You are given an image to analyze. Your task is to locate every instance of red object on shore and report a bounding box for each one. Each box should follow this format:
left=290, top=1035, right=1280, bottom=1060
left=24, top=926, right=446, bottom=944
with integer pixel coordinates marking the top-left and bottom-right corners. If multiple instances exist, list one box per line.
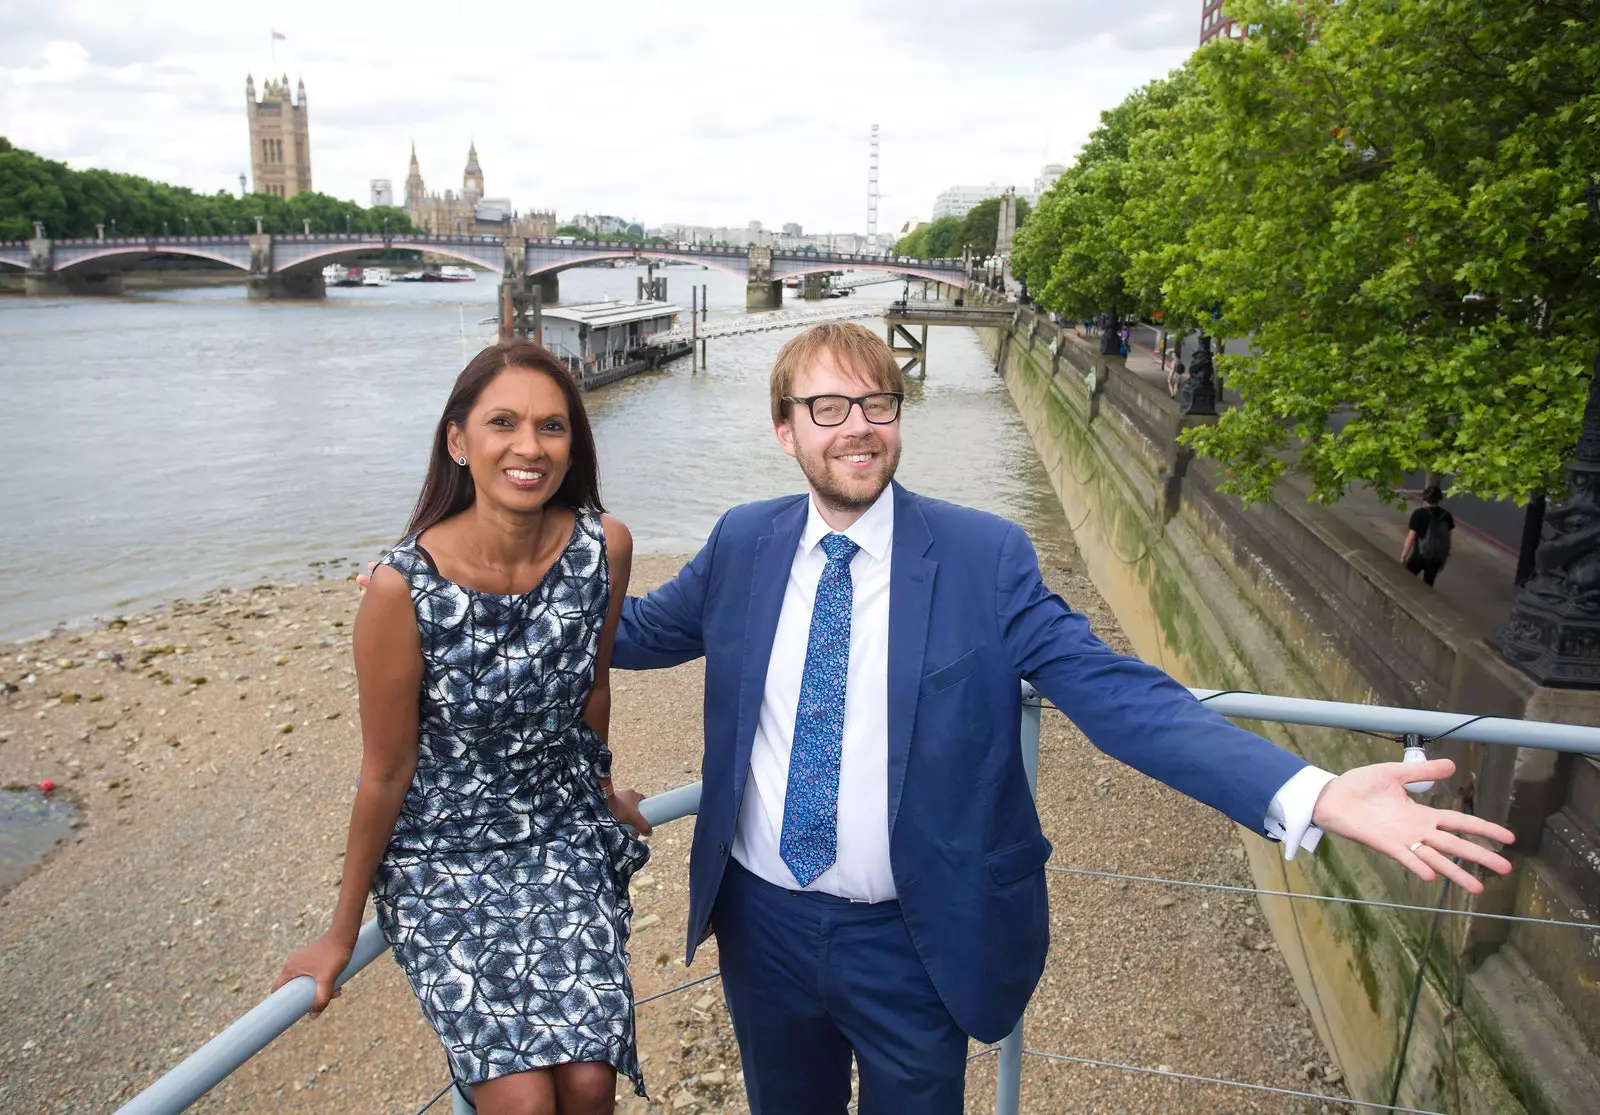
left=39, top=779, right=55, bottom=794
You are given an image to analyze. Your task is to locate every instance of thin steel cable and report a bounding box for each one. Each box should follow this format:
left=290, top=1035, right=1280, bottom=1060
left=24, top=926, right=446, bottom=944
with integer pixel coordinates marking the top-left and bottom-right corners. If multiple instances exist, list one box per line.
left=411, top=1081, right=454, bottom=1115
left=1019, top=1048, right=1448, bottom=1115
left=635, top=969, right=722, bottom=1007
left=1043, top=865, right=1597, bottom=932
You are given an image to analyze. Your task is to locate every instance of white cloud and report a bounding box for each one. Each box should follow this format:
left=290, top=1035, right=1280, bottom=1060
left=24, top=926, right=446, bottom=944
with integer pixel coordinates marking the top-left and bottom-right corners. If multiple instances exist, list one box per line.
left=0, top=0, right=1198, bottom=233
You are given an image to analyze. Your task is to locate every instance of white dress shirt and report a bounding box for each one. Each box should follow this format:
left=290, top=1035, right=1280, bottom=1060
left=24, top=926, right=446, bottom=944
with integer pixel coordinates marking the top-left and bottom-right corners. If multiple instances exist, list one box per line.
left=733, top=486, right=898, bottom=902
left=731, top=486, right=1334, bottom=902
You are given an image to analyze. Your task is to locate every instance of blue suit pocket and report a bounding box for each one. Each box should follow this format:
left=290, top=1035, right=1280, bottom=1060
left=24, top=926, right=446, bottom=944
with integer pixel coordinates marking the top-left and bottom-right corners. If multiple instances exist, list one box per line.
left=919, top=648, right=981, bottom=695
left=986, top=835, right=1053, bottom=885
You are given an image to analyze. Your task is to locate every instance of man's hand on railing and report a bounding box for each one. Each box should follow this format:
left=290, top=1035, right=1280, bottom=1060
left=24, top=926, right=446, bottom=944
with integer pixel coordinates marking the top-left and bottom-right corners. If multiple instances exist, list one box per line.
left=271, top=932, right=354, bottom=1019
left=1311, top=758, right=1515, bottom=893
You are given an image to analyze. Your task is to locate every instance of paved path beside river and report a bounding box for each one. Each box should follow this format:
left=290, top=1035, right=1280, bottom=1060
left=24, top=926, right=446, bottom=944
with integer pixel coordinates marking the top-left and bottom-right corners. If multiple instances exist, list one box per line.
left=1088, top=327, right=1519, bottom=646
left=1, top=553, right=1351, bottom=1113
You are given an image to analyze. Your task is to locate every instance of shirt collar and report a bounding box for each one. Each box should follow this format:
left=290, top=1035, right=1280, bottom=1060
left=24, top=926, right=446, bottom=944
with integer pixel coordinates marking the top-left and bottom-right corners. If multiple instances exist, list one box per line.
left=800, top=484, right=894, bottom=562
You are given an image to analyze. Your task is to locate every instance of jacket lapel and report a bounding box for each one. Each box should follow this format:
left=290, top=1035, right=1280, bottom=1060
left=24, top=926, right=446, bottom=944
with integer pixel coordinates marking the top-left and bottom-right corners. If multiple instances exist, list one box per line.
left=732, top=496, right=809, bottom=806
left=887, top=482, right=935, bottom=836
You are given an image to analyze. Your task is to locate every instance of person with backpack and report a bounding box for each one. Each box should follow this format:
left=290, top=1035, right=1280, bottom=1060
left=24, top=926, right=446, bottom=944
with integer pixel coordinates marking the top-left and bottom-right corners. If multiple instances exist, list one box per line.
left=1402, top=484, right=1455, bottom=586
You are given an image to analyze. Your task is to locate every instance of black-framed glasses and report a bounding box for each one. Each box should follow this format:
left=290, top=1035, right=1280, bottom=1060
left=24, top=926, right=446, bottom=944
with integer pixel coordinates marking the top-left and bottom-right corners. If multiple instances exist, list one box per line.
left=784, top=392, right=904, bottom=427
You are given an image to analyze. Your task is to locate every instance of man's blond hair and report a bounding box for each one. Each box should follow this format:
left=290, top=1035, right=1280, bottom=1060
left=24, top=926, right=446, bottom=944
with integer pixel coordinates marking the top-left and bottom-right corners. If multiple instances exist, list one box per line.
left=770, top=321, right=905, bottom=425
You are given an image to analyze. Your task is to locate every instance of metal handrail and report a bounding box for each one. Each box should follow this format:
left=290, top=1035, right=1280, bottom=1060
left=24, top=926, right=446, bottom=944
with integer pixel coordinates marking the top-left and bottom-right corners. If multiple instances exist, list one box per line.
left=114, top=683, right=1599, bottom=1114
left=115, top=782, right=703, bottom=1115
left=1187, top=688, right=1600, bottom=754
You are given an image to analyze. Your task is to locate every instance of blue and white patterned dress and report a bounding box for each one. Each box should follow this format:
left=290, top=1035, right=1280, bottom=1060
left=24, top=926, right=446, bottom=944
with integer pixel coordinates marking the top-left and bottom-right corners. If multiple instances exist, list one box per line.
left=372, top=510, right=649, bottom=1094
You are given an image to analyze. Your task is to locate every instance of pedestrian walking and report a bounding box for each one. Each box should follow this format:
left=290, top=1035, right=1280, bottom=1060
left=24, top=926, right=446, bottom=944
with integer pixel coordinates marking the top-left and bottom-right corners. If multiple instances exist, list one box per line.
left=1402, top=484, right=1455, bottom=586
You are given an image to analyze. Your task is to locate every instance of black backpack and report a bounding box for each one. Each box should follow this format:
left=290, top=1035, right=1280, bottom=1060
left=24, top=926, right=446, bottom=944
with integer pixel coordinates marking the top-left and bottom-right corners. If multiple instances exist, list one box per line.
left=1417, top=507, right=1452, bottom=563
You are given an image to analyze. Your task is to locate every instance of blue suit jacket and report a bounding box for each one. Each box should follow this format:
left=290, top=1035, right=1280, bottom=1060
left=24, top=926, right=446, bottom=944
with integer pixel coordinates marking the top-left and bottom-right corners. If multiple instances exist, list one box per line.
left=614, top=483, right=1307, bottom=1042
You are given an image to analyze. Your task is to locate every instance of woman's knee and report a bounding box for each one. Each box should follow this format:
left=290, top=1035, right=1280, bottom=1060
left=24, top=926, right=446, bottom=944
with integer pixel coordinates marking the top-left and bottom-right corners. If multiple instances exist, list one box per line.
left=553, top=1061, right=617, bottom=1113
left=470, top=1068, right=557, bottom=1115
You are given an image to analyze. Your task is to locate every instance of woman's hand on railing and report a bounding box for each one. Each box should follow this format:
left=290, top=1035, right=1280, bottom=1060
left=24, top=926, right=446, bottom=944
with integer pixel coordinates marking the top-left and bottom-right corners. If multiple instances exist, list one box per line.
left=607, top=787, right=653, bottom=836
left=271, top=933, right=355, bottom=1019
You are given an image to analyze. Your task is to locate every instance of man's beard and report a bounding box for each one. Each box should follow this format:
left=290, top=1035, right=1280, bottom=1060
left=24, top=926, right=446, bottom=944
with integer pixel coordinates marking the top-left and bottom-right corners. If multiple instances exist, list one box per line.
left=794, top=434, right=901, bottom=515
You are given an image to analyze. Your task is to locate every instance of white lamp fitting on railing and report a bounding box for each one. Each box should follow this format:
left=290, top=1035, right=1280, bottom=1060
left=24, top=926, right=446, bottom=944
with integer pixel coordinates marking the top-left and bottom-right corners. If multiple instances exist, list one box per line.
left=1401, top=733, right=1435, bottom=794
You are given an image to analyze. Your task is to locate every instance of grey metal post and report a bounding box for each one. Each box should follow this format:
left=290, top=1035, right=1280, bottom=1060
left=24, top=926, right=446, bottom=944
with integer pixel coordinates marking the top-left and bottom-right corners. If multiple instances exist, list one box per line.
left=996, top=682, right=1042, bottom=1115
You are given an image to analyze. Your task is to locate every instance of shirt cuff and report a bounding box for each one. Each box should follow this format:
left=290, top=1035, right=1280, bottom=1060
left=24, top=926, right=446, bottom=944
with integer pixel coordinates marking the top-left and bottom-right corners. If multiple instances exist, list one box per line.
left=1263, top=766, right=1338, bottom=861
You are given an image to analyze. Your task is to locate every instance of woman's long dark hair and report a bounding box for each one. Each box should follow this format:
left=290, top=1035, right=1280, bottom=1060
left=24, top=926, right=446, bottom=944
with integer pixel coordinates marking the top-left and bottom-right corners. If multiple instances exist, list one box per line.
left=404, top=340, right=603, bottom=539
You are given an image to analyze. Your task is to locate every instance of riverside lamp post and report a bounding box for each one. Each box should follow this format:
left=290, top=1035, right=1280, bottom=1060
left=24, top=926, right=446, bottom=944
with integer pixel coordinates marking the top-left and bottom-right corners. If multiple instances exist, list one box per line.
left=1495, top=176, right=1600, bottom=687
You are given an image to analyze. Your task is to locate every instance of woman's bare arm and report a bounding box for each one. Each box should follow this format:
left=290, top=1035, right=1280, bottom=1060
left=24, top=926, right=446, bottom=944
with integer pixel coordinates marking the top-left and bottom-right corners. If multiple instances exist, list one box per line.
left=272, top=563, right=422, bottom=1013
left=584, top=514, right=650, bottom=834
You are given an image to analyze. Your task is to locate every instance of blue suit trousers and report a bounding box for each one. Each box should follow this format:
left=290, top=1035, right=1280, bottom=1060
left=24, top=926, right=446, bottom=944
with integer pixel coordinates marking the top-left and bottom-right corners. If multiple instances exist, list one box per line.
left=713, top=859, right=968, bottom=1115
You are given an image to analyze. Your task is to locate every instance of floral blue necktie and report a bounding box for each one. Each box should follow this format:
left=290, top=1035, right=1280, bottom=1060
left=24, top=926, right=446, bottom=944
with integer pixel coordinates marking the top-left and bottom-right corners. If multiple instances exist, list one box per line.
left=779, top=532, right=860, bottom=887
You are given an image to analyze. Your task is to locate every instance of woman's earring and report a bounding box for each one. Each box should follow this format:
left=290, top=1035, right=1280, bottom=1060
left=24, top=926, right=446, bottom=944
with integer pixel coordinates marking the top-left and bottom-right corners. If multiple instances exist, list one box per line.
left=457, top=455, right=468, bottom=466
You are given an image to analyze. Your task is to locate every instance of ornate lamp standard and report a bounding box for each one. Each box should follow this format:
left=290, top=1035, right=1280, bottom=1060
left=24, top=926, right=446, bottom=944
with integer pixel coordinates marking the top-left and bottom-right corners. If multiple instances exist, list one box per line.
left=1495, top=177, right=1600, bottom=686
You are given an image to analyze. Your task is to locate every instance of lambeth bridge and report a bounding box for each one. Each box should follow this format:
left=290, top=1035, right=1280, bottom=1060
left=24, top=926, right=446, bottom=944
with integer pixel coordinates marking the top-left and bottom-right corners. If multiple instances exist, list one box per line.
left=0, top=228, right=971, bottom=309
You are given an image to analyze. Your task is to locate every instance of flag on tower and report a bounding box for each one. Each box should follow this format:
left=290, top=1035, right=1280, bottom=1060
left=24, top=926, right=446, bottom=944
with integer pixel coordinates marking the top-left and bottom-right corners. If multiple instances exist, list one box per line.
left=272, top=30, right=286, bottom=40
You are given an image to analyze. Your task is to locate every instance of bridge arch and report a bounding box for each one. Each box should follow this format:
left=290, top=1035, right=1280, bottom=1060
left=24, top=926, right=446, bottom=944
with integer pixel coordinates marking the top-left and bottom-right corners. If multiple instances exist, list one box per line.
left=0, top=258, right=24, bottom=271
left=523, top=248, right=750, bottom=281
left=773, top=259, right=969, bottom=289
left=269, top=241, right=501, bottom=274
left=55, top=246, right=250, bottom=273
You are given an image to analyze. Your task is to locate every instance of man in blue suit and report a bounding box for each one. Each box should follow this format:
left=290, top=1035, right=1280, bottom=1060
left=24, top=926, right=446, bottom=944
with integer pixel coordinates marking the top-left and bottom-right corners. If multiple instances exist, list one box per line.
left=612, top=323, right=1512, bottom=1114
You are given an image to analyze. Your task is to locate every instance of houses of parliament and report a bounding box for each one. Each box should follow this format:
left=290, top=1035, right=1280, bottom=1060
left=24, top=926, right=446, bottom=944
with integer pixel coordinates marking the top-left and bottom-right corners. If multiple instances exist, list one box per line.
left=246, top=74, right=554, bottom=238
left=403, top=142, right=556, bottom=239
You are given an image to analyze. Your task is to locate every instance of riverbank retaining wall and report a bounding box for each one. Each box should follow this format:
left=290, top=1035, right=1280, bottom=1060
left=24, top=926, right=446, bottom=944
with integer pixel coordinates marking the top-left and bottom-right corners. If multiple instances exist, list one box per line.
left=973, top=295, right=1600, bottom=1114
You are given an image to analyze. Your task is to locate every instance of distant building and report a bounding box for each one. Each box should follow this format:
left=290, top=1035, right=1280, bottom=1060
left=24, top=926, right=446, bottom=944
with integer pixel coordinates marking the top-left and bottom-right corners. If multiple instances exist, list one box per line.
left=782, top=222, right=803, bottom=237
left=370, top=178, right=394, bottom=208
left=1027, top=164, right=1066, bottom=204
left=898, top=217, right=930, bottom=243
left=1200, top=0, right=1241, bottom=42
left=571, top=214, right=632, bottom=237
left=404, top=142, right=555, bottom=238
left=932, top=184, right=1002, bottom=220
left=246, top=74, right=312, bottom=198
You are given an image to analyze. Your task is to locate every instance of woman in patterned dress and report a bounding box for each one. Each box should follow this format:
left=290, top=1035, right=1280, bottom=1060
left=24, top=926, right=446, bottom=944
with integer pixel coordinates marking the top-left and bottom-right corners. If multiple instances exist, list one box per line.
left=273, top=340, right=653, bottom=1114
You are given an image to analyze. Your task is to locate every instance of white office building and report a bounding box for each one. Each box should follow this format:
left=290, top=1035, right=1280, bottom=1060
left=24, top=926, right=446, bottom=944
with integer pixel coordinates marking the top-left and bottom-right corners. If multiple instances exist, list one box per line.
left=932, top=184, right=1003, bottom=220
left=1028, top=164, right=1067, bottom=204
left=370, top=178, right=394, bottom=207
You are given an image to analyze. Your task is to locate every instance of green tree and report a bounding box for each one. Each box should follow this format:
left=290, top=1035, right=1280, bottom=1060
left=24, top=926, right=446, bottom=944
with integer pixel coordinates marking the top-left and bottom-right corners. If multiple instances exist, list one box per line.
left=898, top=196, right=1030, bottom=258
left=1013, top=0, right=1599, bottom=507
left=1013, top=76, right=1184, bottom=328
left=0, top=139, right=415, bottom=241
left=1167, top=0, right=1600, bottom=505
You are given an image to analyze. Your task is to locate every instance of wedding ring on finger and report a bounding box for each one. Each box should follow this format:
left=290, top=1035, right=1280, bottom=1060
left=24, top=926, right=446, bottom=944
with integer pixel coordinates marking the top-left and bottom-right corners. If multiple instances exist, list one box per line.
left=1408, top=840, right=1425, bottom=853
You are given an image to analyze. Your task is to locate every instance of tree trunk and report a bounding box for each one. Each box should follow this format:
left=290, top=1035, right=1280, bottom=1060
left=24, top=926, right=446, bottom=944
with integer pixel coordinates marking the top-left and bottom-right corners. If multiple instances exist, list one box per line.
left=1100, top=304, right=1121, bottom=355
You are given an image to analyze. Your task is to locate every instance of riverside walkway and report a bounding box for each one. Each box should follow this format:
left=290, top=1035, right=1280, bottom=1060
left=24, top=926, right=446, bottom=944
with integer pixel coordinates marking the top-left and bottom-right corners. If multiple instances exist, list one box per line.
left=1104, top=328, right=1519, bottom=643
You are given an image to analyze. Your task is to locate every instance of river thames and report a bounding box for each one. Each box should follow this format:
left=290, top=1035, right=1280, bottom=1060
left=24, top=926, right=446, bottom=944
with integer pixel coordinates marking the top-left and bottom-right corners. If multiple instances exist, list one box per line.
left=0, top=264, right=1074, bottom=640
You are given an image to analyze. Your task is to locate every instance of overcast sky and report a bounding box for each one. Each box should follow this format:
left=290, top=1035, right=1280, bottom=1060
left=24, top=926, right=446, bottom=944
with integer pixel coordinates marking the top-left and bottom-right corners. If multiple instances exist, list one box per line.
left=0, top=0, right=1199, bottom=235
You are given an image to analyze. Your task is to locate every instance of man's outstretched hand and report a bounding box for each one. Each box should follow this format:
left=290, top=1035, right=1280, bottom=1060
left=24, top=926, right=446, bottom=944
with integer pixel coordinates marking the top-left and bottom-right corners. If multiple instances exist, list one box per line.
left=356, top=560, right=377, bottom=593
left=1312, top=759, right=1514, bottom=893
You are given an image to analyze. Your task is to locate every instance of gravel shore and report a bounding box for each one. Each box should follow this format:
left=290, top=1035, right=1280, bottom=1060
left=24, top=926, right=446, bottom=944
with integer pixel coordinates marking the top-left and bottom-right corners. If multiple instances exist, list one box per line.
left=0, top=550, right=1349, bottom=1113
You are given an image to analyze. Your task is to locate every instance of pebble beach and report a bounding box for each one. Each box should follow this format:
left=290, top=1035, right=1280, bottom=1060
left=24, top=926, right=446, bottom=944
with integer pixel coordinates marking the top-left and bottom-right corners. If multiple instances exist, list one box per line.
left=0, top=549, right=1352, bottom=1113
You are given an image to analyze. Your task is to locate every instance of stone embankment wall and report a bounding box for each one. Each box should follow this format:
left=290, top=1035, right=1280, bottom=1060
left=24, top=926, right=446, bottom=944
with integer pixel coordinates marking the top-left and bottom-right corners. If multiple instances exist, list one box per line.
left=972, top=291, right=1600, bottom=1115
